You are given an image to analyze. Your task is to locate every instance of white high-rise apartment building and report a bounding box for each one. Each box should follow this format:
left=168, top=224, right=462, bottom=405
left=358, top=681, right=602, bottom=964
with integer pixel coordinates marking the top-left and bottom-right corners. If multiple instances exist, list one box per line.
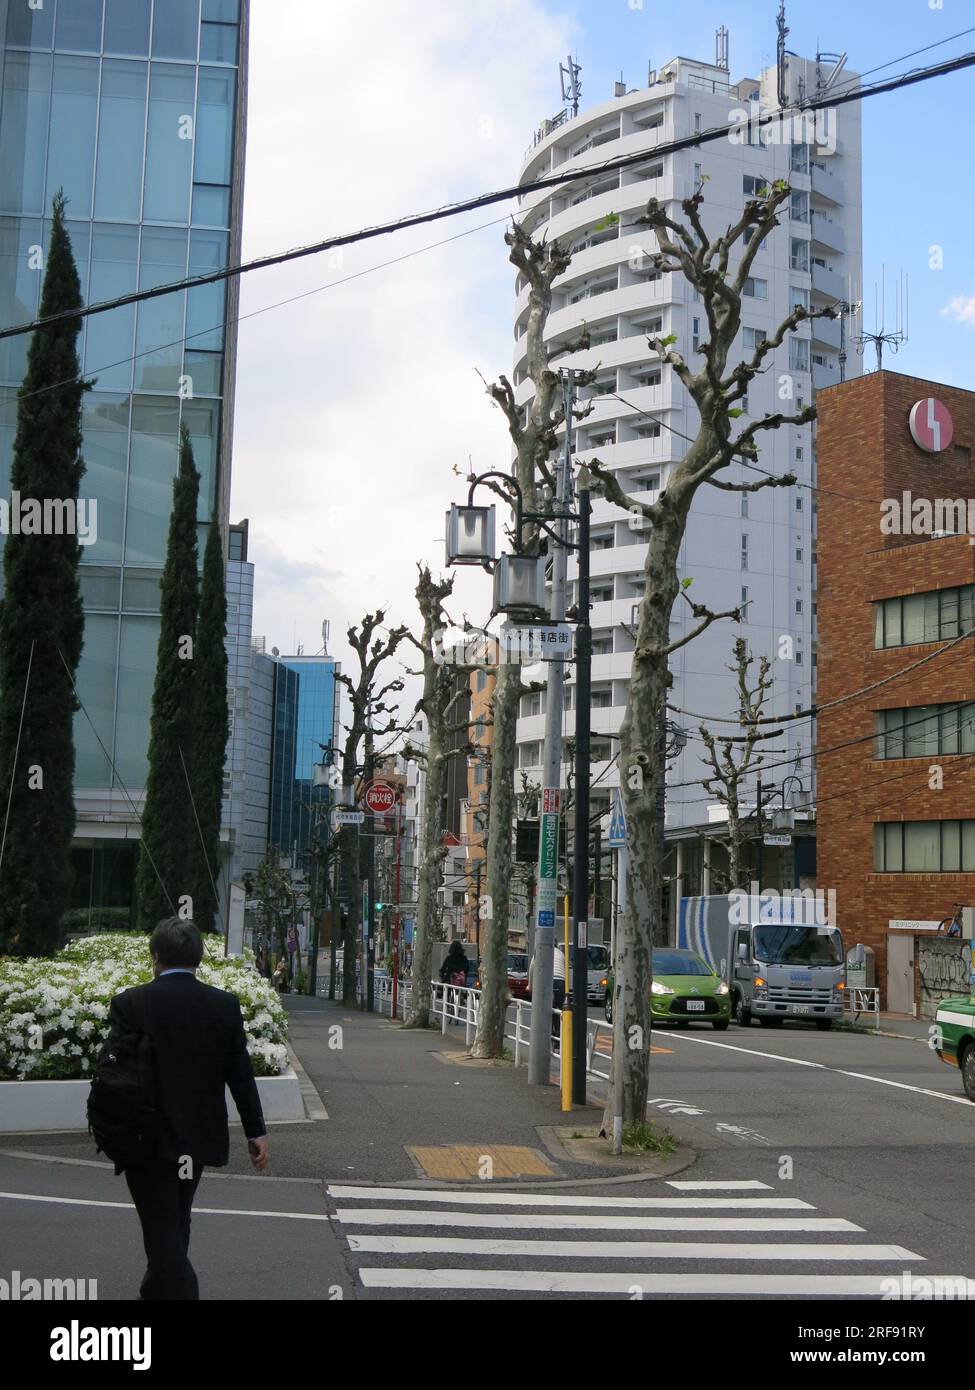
left=511, top=50, right=862, bottom=859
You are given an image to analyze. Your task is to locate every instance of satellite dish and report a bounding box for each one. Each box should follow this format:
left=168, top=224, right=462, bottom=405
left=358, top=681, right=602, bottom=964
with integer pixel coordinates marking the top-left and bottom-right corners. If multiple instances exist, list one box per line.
left=271, top=646, right=280, bottom=657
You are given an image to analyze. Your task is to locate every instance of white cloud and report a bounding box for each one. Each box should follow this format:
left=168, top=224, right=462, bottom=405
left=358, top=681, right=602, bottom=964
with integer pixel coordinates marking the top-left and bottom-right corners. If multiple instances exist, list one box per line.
left=940, top=295, right=975, bottom=327
left=231, top=0, right=573, bottom=695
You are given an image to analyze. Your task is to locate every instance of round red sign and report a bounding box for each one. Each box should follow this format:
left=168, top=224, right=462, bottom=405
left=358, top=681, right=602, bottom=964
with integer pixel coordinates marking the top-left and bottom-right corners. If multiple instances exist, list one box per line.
left=909, top=398, right=954, bottom=453
left=364, top=781, right=396, bottom=814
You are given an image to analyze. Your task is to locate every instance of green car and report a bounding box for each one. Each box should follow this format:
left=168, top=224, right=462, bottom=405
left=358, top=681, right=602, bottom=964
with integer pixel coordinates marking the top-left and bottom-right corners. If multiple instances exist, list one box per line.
left=603, top=948, right=731, bottom=1031
left=934, top=996, right=975, bottom=1101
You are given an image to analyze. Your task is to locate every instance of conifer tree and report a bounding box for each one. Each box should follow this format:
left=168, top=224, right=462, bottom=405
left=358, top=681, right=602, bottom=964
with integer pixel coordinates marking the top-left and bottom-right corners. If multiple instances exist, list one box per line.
left=190, top=513, right=229, bottom=932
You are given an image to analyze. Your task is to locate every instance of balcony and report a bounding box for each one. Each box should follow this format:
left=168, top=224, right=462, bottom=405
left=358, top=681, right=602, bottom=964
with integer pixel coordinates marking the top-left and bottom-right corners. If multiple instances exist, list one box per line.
left=813, top=361, right=841, bottom=393
left=811, top=162, right=844, bottom=206
left=811, top=213, right=845, bottom=255
left=811, top=313, right=841, bottom=351
left=811, top=262, right=846, bottom=302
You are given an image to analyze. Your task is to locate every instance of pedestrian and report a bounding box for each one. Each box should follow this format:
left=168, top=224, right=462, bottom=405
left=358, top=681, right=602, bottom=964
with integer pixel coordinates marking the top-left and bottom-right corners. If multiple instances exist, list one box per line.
left=95, top=917, right=267, bottom=1300
left=440, top=940, right=469, bottom=1025
left=272, top=956, right=289, bottom=993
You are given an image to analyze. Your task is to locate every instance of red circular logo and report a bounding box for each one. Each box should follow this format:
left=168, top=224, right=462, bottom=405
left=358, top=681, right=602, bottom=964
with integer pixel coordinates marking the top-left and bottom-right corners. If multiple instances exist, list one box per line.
left=364, top=781, right=396, bottom=814
left=909, top=398, right=954, bottom=453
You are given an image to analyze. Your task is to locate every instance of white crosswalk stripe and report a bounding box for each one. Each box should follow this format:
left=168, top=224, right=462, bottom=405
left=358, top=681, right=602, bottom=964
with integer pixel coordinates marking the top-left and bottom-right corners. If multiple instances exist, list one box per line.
left=326, top=1180, right=971, bottom=1299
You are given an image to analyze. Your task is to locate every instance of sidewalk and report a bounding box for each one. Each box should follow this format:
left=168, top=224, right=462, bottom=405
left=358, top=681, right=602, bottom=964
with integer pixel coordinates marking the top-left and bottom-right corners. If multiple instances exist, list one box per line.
left=281, top=995, right=649, bottom=1184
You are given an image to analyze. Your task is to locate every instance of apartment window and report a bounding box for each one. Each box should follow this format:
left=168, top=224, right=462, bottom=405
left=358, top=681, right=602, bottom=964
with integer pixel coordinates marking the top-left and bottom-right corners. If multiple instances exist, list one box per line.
left=591, top=739, right=613, bottom=762
left=741, top=586, right=749, bottom=605
left=796, top=496, right=804, bottom=511
left=743, top=277, right=767, bottom=299
left=795, top=546, right=803, bottom=562
left=790, top=286, right=810, bottom=313
left=630, top=471, right=660, bottom=491
left=633, top=367, right=662, bottom=388
left=742, top=174, right=769, bottom=197
left=875, top=703, right=975, bottom=760
left=790, top=143, right=809, bottom=174
left=476, top=669, right=487, bottom=691
left=874, top=587, right=975, bottom=648
left=632, top=422, right=661, bottom=440
left=874, top=820, right=975, bottom=873
left=520, top=743, right=541, bottom=768
left=743, top=326, right=767, bottom=351
left=634, top=160, right=664, bottom=181
left=591, top=583, right=614, bottom=604
left=591, top=530, right=614, bottom=551
left=520, top=691, right=542, bottom=718
left=789, top=339, right=810, bottom=372
left=474, top=764, right=485, bottom=786
left=694, top=113, right=702, bottom=134
left=795, top=446, right=804, bottom=461
left=790, top=238, right=809, bottom=273
left=693, top=162, right=702, bottom=185
left=741, top=495, right=748, bottom=517
left=591, top=686, right=613, bottom=709
left=795, top=599, right=803, bottom=613
left=741, top=534, right=748, bottom=570
left=795, top=650, right=803, bottom=664
left=790, top=191, right=809, bottom=223
left=591, top=632, right=614, bottom=656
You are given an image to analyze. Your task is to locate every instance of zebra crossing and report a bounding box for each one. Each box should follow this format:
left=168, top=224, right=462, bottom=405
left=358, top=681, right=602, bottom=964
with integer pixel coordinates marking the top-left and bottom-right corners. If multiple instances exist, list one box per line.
left=326, top=1179, right=975, bottom=1298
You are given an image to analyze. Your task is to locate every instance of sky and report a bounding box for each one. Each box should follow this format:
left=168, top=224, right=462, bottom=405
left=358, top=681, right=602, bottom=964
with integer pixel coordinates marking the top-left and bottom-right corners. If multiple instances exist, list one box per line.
left=231, top=0, right=975, bottom=713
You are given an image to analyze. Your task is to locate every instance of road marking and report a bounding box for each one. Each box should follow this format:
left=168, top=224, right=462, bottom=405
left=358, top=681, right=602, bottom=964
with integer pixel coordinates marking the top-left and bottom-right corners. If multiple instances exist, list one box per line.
left=360, top=1269, right=965, bottom=1295
left=667, top=1033, right=975, bottom=1107
left=327, top=1185, right=810, bottom=1209
left=0, top=1191, right=329, bottom=1220
left=335, top=1209, right=860, bottom=1232
left=667, top=1179, right=772, bottom=1190
left=349, top=1235, right=923, bottom=1261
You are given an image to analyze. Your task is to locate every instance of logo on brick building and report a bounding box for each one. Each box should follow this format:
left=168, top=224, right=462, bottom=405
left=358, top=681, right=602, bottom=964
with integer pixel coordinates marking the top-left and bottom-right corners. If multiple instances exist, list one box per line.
left=909, top=398, right=954, bottom=453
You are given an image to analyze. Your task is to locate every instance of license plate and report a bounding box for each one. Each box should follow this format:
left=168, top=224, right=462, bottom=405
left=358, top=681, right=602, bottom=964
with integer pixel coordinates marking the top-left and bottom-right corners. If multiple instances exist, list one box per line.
left=686, top=1000, right=705, bottom=1012
left=792, top=1005, right=810, bottom=1015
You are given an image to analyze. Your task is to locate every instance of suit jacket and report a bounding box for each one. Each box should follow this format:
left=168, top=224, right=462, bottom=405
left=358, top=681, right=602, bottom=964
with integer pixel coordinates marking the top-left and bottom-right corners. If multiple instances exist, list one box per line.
left=106, top=972, right=266, bottom=1170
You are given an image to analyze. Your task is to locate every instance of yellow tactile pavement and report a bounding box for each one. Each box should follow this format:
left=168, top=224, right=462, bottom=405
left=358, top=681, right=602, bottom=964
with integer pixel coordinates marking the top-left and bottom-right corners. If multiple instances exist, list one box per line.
left=408, top=1144, right=555, bottom=1180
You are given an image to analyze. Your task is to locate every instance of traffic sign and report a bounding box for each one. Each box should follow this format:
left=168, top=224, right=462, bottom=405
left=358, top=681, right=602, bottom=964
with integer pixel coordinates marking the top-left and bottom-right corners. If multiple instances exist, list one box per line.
left=363, top=781, right=396, bottom=815
left=909, top=398, right=954, bottom=453
left=763, top=833, right=792, bottom=847
left=331, top=809, right=365, bottom=827
left=607, top=789, right=626, bottom=848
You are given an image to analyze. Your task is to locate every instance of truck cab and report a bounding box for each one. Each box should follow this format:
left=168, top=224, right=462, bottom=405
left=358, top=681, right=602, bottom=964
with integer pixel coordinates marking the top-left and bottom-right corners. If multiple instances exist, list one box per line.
left=731, top=918, right=845, bottom=1028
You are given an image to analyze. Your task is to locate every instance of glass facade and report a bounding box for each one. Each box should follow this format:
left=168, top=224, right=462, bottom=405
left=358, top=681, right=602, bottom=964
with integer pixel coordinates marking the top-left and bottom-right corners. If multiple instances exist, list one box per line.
left=0, top=0, right=246, bottom=794
left=269, top=657, right=339, bottom=871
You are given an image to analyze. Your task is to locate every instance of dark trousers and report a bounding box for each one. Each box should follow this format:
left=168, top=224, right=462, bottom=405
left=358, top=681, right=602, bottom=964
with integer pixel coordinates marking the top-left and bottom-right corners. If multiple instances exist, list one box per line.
left=552, top=980, right=566, bottom=1037
left=124, top=1160, right=204, bottom=1301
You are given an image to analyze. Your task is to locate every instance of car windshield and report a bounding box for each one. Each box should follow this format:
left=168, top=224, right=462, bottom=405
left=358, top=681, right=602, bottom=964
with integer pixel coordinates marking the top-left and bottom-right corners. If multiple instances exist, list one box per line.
left=507, top=954, right=527, bottom=972
left=753, top=925, right=843, bottom=965
left=652, top=950, right=712, bottom=977
left=587, top=946, right=608, bottom=969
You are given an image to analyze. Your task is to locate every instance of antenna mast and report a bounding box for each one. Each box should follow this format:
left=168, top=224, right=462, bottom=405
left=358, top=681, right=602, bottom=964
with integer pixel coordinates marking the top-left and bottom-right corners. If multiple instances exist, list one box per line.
left=560, top=54, right=582, bottom=117
left=855, top=266, right=909, bottom=372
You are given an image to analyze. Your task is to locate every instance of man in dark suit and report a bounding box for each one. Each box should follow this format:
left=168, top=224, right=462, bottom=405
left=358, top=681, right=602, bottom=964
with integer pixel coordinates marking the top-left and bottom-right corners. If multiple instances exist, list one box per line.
left=105, top=916, right=268, bottom=1300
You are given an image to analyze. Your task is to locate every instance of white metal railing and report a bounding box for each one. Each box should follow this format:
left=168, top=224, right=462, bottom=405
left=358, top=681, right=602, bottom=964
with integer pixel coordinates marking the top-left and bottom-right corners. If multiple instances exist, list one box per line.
left=847, top=986, right=881, bottom=1030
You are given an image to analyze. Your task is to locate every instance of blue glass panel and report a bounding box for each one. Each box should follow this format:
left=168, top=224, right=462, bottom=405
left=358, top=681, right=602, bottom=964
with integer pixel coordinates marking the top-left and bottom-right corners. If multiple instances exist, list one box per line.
left=81, top=392, right=129, bottom=561
left=74, top=613, right=119, bottom=787
left=186, top=227, right=226, bottom=351
left=194, top=70, right=235, bottom=185
left=85, top=225, right=138, bottom=391
left=94, top=60, right=147, bottom=220
left=55, top=0, right=104, bottom=53
left=0, top=51, right=52, bottom=216
left=4, top=1, right=55, bottom=48
left=181, top=397, right=219, bottom=521
left=134, top=226, right=186, bottom=391
left=191, top=182, right=229, bottom=226
left=0, top=216, right=44, bottom=385
left=143, top=64, right=195, bottom=222
left=125, top=395, right=179, bottom=564
left=183, top=348, right=222, bottom=394
left=200, top=22, right=237, bottom=64
left=115, top=615, right=160, bottom=787
left=103, top=0, right=150, bottom=56
left=46, top=55, right=99, bottom=218
left=150, top=0, right=199, bottom=61
left=202, top=0, right=239, bottom=20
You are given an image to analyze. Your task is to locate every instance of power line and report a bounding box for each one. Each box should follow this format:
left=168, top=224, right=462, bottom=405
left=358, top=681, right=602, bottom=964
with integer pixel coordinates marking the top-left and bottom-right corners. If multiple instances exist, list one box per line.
left=3, top=46, right=975, bottom=344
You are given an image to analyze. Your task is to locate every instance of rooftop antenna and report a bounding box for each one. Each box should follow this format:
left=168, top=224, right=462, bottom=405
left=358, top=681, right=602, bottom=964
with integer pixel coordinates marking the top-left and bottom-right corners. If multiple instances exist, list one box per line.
left=715, top=25, right=729, bottom=71
left=321, top=619, right=330, bottom=656
left=816, top=49, right=848, bottom=94
left=855, top=266, right=909, bottom=372
left=560, top=54, right=582, bottom=117
left=776, top=1, right=789, bottom=108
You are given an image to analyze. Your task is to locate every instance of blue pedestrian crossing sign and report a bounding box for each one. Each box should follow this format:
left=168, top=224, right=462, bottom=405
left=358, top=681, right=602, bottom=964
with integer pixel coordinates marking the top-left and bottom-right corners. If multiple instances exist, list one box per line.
left=608, top=789, right=626, bottom=848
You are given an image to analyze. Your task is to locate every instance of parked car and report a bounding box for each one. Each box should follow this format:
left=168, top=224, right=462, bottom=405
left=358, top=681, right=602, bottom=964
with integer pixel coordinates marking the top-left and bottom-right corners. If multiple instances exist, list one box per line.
left=933, top=995, right=975, bottom=1101
left=603, top=947, right=731, bottom=1030
left=506, top=951, right=529, bottom=999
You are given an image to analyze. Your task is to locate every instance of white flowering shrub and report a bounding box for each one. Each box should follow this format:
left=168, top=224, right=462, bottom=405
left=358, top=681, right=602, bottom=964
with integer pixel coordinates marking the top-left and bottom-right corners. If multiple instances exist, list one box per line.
left=0, top=933, right=289, bottom=1081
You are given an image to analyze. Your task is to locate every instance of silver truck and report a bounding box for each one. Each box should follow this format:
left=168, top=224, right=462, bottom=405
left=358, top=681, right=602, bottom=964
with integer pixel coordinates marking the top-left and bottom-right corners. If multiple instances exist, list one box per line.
left=677, top=893, right=845, bottom=1029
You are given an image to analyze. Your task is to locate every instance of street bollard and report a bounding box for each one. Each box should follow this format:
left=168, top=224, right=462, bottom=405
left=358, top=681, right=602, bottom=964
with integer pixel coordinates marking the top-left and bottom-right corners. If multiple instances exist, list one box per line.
left=561, top=1005, right=573, bottom=1111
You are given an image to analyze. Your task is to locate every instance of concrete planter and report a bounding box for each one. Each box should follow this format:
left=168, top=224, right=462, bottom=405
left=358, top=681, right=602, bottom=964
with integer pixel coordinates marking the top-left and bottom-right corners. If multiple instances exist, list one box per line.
left=0, top=1067, right=304, bottom=1133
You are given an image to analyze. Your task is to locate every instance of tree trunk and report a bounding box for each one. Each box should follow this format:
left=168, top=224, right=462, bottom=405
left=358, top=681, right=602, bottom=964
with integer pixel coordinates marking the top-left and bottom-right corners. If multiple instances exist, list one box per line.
left=471, top=659, right=519, bottom=1058
left=340, top=821, right=359, bottom=1006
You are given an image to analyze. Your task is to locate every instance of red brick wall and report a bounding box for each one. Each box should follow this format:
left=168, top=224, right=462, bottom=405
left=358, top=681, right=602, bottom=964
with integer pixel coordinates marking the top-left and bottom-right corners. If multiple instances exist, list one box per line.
left=816, top=371, right=975, bottom=1006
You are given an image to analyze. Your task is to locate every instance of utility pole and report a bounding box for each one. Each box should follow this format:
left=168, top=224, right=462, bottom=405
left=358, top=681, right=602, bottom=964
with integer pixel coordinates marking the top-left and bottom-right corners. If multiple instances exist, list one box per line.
left=392, top=788, right=402, bottom=1019
left=528, top=371, right=573, bottom=1086
left=571, top=462, right=591, bottom=1105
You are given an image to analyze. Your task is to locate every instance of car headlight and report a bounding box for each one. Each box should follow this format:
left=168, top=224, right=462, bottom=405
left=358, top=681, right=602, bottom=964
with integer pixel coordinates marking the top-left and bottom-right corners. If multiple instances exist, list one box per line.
left=716, top=982, right=730, bottom=996
left=651, top=981, right=674, bottom=996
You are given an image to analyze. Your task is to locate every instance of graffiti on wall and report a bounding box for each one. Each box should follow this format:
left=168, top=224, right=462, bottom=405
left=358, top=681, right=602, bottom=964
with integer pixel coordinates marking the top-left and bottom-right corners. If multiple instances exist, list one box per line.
left=919, top=938, right=973, bottom=1019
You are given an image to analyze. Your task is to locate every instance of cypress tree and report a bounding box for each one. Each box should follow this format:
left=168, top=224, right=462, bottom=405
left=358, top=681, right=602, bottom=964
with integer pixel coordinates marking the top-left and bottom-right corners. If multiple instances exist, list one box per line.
left=190, top=514, right=229, bottom=933
left=135, top=425, right=199, bottom=930
left=0, top=194, right=86, bottom=956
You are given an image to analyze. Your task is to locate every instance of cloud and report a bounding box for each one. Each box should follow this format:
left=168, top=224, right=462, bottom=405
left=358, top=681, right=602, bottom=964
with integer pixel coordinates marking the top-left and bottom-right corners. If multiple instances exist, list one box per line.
left=940, top=295, right=975, bottom=327
left=231, top=0, right=574, bottom=685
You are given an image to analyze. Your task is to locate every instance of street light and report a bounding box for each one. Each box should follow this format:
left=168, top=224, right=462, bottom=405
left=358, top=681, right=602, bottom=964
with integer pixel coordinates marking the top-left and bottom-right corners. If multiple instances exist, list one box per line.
left=445, top=504, right=496, bottom=567
left=492, top=553, right=547, bottom=617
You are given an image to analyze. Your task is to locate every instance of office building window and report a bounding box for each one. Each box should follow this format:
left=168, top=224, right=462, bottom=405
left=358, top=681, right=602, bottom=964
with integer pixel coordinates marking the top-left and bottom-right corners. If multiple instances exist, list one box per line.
left=874, top=586, right=975, bottom=648
left=874, top=820, right=975, bottom=873
left=875, top=703, right=975, bottom=759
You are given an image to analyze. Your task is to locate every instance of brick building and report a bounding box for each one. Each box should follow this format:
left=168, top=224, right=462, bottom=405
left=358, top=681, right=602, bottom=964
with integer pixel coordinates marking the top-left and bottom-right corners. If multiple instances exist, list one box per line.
left=817, top=371, right=975, bottom=1010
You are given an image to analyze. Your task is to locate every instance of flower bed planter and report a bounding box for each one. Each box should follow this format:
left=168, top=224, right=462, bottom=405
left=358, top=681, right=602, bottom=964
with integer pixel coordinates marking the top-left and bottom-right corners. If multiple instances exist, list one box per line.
left=0, top=1066, right=304, bottom=1133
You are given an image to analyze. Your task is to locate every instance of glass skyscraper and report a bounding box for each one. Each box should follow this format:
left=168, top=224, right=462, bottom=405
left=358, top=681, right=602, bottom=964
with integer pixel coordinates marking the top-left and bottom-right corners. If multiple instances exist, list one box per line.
left=0, top=0, right=250, bottom=913
left=269, top=656, right=340, bottom=875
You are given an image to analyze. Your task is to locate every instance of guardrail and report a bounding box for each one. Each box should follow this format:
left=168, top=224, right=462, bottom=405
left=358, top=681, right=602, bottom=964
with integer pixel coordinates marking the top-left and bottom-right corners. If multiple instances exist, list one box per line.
left=847, top=985, right=880, bottom=1030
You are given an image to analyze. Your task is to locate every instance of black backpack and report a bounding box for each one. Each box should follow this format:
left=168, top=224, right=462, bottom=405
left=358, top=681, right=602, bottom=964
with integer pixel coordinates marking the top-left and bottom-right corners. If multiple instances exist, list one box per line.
left=87, top=989, right=159, bottom=1168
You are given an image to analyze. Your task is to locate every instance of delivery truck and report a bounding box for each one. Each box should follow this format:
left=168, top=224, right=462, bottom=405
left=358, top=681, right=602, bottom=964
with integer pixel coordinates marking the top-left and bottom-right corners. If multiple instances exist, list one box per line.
left=677, top=892, right=845, bottom=1029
